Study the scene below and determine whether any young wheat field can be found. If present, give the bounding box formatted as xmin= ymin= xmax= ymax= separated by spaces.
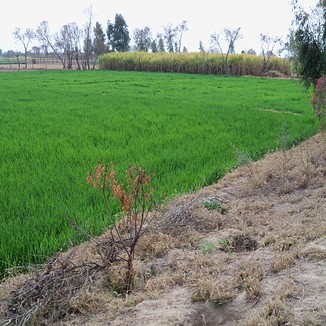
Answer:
xmin=0 ymin=70 xmax=318 ymax=276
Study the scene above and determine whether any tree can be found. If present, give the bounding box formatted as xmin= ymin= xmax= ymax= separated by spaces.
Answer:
xmin=12 ymin=27 xmax=35 ymax=69
xmin=106 ymin=20 xmax=115 ymax=52
xmin=70 ymin=23 xmax=83 ymax=70
xmin=290 ymin=0 xmax=326 ymax=87
xmin=83 ymin=6 xmax=94 ymax=69
xmin=36 ymin=21 xmax=66 ymax=68
xmin=199 ymin=41 xmax=205 ymax=52
xmin=93 ymin=22 xmax=106 ymax=57
xmin=133 ymin=26 xmax=152 ymax=52
xmin=163 ymin=24 xmax=178 ymax=52
xmin=177 ymin=20 xmax=188 ymax=53
xmin=209 ymin=27 xmax=242 ymax=74
xmin=107 ymin=14 xmax=130 ymax=52
xmin=30 ymin=46 xmax=41 ymax=65
xmin=246 ymin=48 xmax=257 ymax=55
xmin=259 ymin=33 xmax=282 ymax=76
xmin=87 ymin=163 xmax=157 ymax=294
xmin=157 ymin=34 xmax=165 ymax=52
xmin=55 ymin=23 xmax=80 ymax=69
xmin=151 ymin=39 xmax=158 ymax=53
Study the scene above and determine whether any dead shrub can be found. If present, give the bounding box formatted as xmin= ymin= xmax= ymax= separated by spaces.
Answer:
xmin=1 ymin=252 xmax=105 ymax=326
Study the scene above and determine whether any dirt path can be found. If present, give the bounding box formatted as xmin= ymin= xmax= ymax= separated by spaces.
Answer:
xmin=1 ymin=133 xmax=325 ymax=325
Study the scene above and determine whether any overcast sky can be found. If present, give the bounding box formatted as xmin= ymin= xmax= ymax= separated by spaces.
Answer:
xmin=0 ymin=0 xmax=318 ymax=54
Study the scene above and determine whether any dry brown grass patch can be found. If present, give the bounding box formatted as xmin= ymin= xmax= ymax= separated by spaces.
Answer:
xmin=270 ymin=252 xmax=296 ymax=273
xmin=145 ymin=273 xmax=182 ymax=295
xmin=68 ymin=286 xmax=111 ymax=315
xmin=234 ymin=260 xmax=264 ymax=300
xmin=136 ymin=230 xmax=175 ymax=259
xmin=276 ymin=279 xmax=301 ymax=301
xmin=299 ymin=246 xmax=326 ymax=262
xmin=233 ymin=134 xmax=326 ymax=198
xmin=107 ymin=263 xmax=133 ymax=294
xmin=240 ymin=299 xmax=292 ymax=326
xmin=191 ymin=276 xmax=236 ymax=306
xmin=160 ymin=194 xmax=222 ymax=238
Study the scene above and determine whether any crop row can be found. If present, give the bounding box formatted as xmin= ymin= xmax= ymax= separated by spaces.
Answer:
xmin=99 ymin=52 xmax=291 ymax=76
xmin=0 ymin=70 xmax=317 ymax=277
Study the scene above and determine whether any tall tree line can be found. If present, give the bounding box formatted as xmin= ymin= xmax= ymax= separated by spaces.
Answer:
xmin=12 ymin=10 xmax=189 ymax=69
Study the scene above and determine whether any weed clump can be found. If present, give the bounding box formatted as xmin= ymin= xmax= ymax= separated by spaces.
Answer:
xmin=203 ymin=198 xmax=227 ymax=214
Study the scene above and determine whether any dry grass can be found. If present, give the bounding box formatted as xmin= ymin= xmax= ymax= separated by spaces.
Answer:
xmin=241 ymin=299 xmax=292 ymax=326
xmin=300 ymin=246 xmax=326 ymax=262
xmin=234 ymin=260 xmax=264 ymax=300
xmin=136 ymin=230 xmax=175 ymax=259
xmin=191 ymin=276 xmax=236 ymax=305
xmin=270 ymin=253 xmax=297 ymax=273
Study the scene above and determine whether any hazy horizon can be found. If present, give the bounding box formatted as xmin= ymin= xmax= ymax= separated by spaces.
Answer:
xmin=0 ymin=0 xmax=318 ymax=54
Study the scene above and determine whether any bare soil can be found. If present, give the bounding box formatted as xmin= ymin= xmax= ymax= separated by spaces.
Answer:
xmin=0 ymin=63 xmax=99 ymax=72
xmin=0 ymin=132 xmax=325 ymax=326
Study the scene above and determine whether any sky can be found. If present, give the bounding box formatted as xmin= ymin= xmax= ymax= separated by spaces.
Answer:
xmin=0 ymin=0 xmax=319 ymax=54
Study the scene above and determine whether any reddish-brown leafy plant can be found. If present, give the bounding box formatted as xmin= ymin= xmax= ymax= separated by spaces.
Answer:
xmin=87 ymin=163 xmax=156 ymax=293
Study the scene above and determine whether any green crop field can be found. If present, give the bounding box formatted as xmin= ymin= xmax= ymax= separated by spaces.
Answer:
xmin=0 ymin=70 xmax=318 ymax=276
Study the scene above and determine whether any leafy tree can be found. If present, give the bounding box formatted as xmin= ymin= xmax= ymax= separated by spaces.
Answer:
xmin=133 ymin=26 xmax=152 ymax=52
xmin=290 ymin=0 xmax=326 ymax=87
xmin=12 ymin=27 xmax=35 ymax=69
xmin=151 ymin=39 xmax=158 ymax=53
xmin=162 ymin=21 xmax=188 ymax=53
xmin=246 ymin=48 xmax=257 ymax=55
xmin=157 ymin=34 xmax=165 ymax=52
xmin=199 ymin=40 xmax=205 ymax=52
xmin=106 ymin=21 xmax=115 ymax=52
xmin=163 ymin=24 xmax=178 ymax=52
xmin=107 ymin=14 xmax=130 ymax=52
xmin=31 ymin=46 xmax=41 ymax=56
xmin=93 ymin=22 xmax=107 ymax=57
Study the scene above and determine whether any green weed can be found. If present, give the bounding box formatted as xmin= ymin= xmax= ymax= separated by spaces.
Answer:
xmin=198 ymin=241 xmax=216 ymax=254
xmin=203 ymin=199 xmax=227 ymax=214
